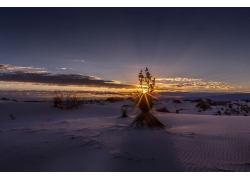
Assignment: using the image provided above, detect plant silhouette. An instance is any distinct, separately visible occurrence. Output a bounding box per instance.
[130,68,164,128]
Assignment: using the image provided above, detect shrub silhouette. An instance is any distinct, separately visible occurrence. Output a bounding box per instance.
[52,92,63,107]
[121,105,131,118]
[106,97,124,103]
[196,102,211,111]
[173,99,181,104]
[130,68,164,128]
[155,107,169,113]
[52,91,84,109]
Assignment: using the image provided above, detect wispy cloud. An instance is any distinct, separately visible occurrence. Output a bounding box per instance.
[0,64,46,73]
[70,60,85,63]
[56,68,67,70]
[156,77,244,92]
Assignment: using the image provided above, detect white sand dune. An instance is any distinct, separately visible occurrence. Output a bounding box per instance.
[0,99,250,172]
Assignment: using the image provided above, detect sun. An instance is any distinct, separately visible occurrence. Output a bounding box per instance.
[142,89,147,94]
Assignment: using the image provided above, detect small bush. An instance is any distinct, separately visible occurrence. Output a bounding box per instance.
[106,97,124,103]
[1,97,10,101]
[52,92,63,107]
[191,98,204,103]
[155,107,169,113]
[207,100,229,106]
[10,114,16,120]
[173,99,181,104]
[224,111,231,115]
[217,110,221,115]
[52,91,84,109]
[196,102,211,111]
[121,105,131,117]
[240,106,250,114]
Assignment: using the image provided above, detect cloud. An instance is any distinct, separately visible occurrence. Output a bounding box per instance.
[0,71,135,89]
[156,77,243,91]
[0,64,46,72]
[56,68,67,70]
[71,60,85,62]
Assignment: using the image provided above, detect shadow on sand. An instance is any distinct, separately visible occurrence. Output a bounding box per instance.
[107,117,184,172]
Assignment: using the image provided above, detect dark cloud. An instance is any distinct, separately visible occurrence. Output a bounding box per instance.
[0,64,46,72]
[0,71,135,89]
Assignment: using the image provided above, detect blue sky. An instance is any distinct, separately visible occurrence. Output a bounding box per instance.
[0,8,250,92]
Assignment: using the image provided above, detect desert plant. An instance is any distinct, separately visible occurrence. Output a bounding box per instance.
[196,102,212,111]
[52,91,84,109]
[217,110,221,115]
[130,68,164,128]
[173,99,181,103]
[63,92,84,109]
[52,91,63,107]
[121,105,131,118]
[155,107,169,113]
[10,114,16,120]
[106,97,124,103]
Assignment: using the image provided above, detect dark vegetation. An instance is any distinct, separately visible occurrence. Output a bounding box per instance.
[216,110,221,115]
[191,98,204,103]
[130,68,164,128]
[206,99,229,106]
[0,97,18,102]
[189,98,250,116]
[1,97,9,101]
[120,105,133,118]
[173,99,181,104]
[52,91,84,109]
[84,99,103,104]
[155,107,169,113]
[10,114,16,120]
[196,102,212,111]
[106,97,124,103]
[24,100,43,102]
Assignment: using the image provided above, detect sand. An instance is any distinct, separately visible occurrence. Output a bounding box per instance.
[0,98,250,172]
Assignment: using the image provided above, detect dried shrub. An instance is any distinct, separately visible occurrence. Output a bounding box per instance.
[196,102,211,111]
[52,92,63,107]
[240,106,250,114]
[224,110,231,115]
[1,97,10,101]
[106,97,124,103]
[52,91,84,109]
[10,114,16,120]
[229,108,240,115]
[217,110,221,115]
[206,99,229,106]
[191,98,204,103]
[155,107,169,113]
[173,99,181,104]
[121,105,132,118]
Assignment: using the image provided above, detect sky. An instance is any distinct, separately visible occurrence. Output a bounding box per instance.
[1,7,250,93]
